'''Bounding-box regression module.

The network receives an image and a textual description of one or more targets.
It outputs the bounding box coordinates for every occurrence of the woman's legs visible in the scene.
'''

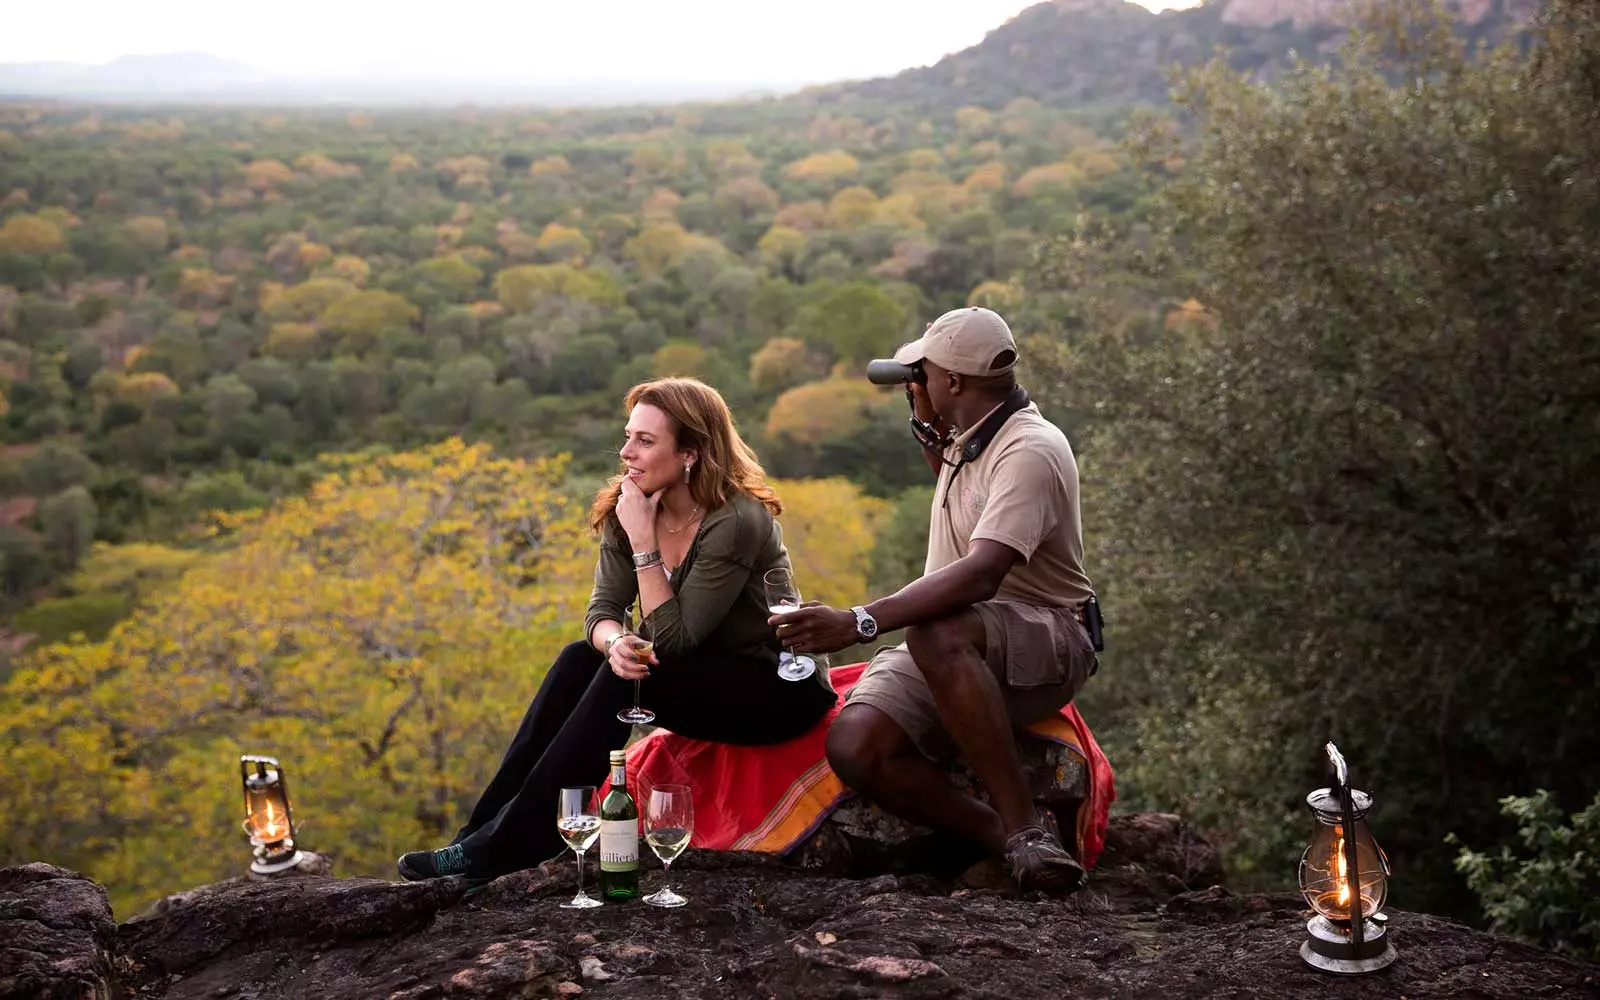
[647,649,836,746]
[455,645,633,877]
[451,640,609,844]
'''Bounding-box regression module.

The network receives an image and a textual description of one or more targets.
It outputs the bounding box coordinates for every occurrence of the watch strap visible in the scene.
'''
[632,549,663,569]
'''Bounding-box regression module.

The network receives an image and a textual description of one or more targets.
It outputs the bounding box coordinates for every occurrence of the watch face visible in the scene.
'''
[855,610,877,637]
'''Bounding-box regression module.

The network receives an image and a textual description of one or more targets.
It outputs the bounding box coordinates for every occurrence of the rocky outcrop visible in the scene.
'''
[0,864,118,1000]
[6,813,1599,999]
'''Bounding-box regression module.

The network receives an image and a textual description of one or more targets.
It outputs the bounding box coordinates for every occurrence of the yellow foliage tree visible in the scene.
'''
[641,188,684,224]
[651,342,707,378]
[494,264,623,313]
[295,242,333,272]
[324,254,371,287]
[174,267,233,309]
[319,290,419,348]
[536,223,592,264]
[261,278,357,323]
[774,201,828,232]
[0,440,592,915]
[968,280,1023,311]
[388,153,420,173]
[748,337,817,394]
[768,478,890,612]
[528,155,572,177]
[243,159,295,192]
[1012,162,1086,197]
[0,214,66,254]
[264,322,321,362]
[784,150,861,184]
[765,378,883,448]
[116,372,181,409]
[827,187,880,229]
[955,106,994,136]
[414,253,484,301]
[125,216,171,253]
[757,225,806,273]
[962,162,1008,193]
[622,224,691,275]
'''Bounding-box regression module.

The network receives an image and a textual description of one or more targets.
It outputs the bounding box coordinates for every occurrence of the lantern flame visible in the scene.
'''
[260,800,286,841]
[1333,835,1350,909]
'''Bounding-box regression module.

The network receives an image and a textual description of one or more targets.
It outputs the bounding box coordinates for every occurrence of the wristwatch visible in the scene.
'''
[851,606,879,641]
[632,549,662,569]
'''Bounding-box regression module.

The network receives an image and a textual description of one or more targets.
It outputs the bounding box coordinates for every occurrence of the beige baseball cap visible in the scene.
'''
[892,306,1017,377]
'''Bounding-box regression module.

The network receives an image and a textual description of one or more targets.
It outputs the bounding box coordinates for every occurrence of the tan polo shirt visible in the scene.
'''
[927,401,1093,608]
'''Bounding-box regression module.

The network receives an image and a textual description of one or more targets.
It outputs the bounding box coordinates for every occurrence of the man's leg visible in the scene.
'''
[826,703,1006,854]
[903,612,1037,837]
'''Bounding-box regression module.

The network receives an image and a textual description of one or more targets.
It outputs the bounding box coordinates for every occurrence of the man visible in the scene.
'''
[770,306,1097,895]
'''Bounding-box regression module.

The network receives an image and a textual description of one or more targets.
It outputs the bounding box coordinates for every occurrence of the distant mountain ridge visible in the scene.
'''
[0,0,1545,109]
[802,0,1544,111]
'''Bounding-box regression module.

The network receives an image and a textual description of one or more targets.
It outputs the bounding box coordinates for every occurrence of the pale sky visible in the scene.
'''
[2,0,1202,86]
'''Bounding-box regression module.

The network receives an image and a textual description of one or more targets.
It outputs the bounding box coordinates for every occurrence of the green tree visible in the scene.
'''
[1034,0,1600,915]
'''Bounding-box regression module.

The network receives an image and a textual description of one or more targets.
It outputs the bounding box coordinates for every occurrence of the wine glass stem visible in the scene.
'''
[633,678,642,710]
[575,848,586,898]
[661,858,672,895]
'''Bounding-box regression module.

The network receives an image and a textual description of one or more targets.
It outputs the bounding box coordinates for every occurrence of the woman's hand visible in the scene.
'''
[608,633,658,681]
[616,475,660,552]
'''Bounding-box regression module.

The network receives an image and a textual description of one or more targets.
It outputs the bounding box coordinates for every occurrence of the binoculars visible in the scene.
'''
[866,359,926,386]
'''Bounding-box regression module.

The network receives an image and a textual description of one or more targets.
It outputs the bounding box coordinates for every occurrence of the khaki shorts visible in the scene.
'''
[844,600,1097,759]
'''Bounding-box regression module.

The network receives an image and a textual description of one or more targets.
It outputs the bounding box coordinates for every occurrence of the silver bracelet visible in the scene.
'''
[604,632,631,655]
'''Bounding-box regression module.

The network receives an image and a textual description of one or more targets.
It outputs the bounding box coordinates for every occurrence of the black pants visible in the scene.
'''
[454,640,836,877]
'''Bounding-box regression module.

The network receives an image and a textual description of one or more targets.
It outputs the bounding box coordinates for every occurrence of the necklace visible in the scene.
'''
[661,505,703,535]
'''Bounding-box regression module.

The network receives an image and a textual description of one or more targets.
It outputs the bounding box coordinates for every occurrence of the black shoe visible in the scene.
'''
[398,844,472,881]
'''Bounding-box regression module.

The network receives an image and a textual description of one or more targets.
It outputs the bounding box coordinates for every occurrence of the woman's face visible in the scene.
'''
[620,403,691,496]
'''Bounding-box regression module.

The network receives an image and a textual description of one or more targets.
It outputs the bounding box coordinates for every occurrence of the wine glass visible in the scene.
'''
[644,784,693,908]
[763,567,817,682]
[555,786,603,909]
[616,620,657,725]
[616,644,656,725]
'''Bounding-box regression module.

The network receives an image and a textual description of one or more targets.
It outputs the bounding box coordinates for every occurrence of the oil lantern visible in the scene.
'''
[1297,741,1396,974]
[240,754,304,875]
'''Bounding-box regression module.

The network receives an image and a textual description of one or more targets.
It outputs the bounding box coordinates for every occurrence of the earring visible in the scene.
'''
[683,463,692,482]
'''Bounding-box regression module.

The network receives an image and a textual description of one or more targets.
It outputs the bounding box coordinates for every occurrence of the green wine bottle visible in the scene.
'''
[599,749,640,899]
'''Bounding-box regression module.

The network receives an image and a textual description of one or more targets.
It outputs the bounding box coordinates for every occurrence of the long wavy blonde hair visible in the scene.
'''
[588,377,781,534]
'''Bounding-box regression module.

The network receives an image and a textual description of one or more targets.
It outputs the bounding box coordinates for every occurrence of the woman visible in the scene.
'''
[398,377,836,883]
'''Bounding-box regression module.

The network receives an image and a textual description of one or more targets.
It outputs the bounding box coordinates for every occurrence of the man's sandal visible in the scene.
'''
[1003,808,1086,896]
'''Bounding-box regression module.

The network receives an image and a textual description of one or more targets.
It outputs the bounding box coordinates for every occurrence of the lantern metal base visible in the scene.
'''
[1300,915,1397,974]
[250,847,305,875]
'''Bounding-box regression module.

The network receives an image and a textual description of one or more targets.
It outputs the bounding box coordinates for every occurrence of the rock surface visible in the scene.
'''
[0,864,118,1000]
[6,814,1599,1000]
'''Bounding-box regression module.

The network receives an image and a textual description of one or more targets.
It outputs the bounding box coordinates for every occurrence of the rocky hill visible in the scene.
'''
[803,0,1544,112]
[6,813,1599,1000]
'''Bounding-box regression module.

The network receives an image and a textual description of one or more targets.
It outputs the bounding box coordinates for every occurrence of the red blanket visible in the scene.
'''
[598,662,1116,868]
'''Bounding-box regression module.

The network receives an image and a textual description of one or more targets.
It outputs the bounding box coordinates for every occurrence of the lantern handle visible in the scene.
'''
[1324,741,1349,792]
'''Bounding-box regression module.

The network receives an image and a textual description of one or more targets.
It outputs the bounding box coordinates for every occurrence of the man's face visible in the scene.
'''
[921,360,959,420]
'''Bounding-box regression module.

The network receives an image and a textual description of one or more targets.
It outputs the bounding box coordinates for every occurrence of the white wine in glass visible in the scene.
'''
[763,567,817,682]
[556,787,603,909]
[644,784,693,908]
[617,637,657,725]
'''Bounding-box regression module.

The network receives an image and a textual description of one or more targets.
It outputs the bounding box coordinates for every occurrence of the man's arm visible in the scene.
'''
[770,539,1020,654]
[909,382,947,476]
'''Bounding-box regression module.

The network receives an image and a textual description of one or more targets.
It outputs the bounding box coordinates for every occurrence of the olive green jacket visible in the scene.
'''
[584,491,833,693]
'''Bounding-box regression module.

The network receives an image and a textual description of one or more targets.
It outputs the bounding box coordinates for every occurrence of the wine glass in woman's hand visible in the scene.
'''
[763,568,817,682]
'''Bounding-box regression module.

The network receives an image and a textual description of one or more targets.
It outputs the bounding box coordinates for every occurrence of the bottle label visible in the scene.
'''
[599,819,639,871]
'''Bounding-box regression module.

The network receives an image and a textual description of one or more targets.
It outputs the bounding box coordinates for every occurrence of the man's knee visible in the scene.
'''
[904,612,985,679]
[826,705,905,791]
